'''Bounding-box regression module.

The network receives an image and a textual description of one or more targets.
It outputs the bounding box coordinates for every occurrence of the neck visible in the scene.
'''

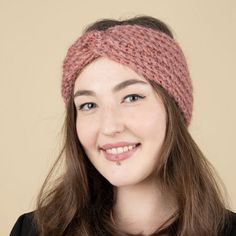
[112,176,177,235]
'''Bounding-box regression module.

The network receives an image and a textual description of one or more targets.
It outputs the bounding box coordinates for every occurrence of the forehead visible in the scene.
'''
[73,57,149,90]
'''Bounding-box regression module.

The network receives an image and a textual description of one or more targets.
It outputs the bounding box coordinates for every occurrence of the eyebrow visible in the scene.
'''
[73,79,149,98]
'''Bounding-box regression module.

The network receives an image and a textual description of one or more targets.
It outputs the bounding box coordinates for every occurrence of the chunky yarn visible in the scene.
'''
[62,24,193,125]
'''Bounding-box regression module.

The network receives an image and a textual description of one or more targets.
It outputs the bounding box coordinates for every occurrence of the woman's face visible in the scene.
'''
[73,57,166,187]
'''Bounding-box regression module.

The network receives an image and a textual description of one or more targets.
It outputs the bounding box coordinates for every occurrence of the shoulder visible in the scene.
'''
[223,210,236,236]
[229,210,236,235]
[10,211,38,236]
[9,209,236,236]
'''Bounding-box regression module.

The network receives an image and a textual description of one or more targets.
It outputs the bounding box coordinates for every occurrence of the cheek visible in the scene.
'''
[76,117,98,150]
[145,110,166,134]
[126,104,166,138]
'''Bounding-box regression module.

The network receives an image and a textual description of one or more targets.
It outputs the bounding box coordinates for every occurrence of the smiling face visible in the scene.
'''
[73,57,167,187]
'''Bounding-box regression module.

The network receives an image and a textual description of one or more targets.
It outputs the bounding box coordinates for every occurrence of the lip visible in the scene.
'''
[100,142,139,150]
[101,143,140,162]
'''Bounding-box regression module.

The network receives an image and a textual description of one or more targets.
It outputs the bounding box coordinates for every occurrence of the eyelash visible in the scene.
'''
[77,94,145,111]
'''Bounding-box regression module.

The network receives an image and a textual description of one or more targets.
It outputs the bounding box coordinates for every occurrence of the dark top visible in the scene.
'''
[10,210,236,236]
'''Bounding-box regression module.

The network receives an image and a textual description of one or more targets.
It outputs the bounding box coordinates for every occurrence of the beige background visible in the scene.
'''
[1,0,235,235]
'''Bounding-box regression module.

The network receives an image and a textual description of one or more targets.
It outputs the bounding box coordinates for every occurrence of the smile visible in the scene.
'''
[102,143,141,162]
[105,144,137,154]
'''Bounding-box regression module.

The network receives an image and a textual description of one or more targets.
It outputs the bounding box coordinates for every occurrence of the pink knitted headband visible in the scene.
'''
[62,24,193,125]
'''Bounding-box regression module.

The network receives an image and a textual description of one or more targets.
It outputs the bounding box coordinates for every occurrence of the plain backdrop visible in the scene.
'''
[0,0,235,235]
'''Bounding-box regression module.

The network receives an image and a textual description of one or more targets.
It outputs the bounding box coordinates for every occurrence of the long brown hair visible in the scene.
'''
[34,16,231,236]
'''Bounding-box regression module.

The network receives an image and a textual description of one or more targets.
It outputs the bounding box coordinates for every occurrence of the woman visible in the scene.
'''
[10,16,236,236]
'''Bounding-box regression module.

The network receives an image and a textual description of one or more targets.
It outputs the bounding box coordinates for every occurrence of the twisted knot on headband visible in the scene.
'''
[62,25,193,126]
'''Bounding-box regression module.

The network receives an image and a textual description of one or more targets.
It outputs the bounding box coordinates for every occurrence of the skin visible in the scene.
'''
[73,57,177,235]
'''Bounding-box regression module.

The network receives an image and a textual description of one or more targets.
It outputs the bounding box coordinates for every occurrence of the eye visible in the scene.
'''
[77,102,97,111]
[123,94,145,103]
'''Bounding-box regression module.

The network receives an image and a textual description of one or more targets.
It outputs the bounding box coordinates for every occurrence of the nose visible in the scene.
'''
[100,106,125,136]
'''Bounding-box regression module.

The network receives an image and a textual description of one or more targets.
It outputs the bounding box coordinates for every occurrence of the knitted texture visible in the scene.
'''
[62,25,193,125]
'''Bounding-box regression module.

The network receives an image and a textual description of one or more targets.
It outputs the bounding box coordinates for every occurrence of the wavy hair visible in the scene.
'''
[34,16,231,236]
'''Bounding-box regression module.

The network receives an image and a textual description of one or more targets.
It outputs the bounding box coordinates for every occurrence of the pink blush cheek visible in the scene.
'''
[127,105,165,127]
[75,121,96,150]
[130,108,166,141]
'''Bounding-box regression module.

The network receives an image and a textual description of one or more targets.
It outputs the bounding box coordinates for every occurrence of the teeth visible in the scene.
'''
[106,145,136,154]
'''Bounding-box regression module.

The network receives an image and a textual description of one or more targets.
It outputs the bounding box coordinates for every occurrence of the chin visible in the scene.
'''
[109,180,134,187]
[103,172,130,186]
[105,173,146,187]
